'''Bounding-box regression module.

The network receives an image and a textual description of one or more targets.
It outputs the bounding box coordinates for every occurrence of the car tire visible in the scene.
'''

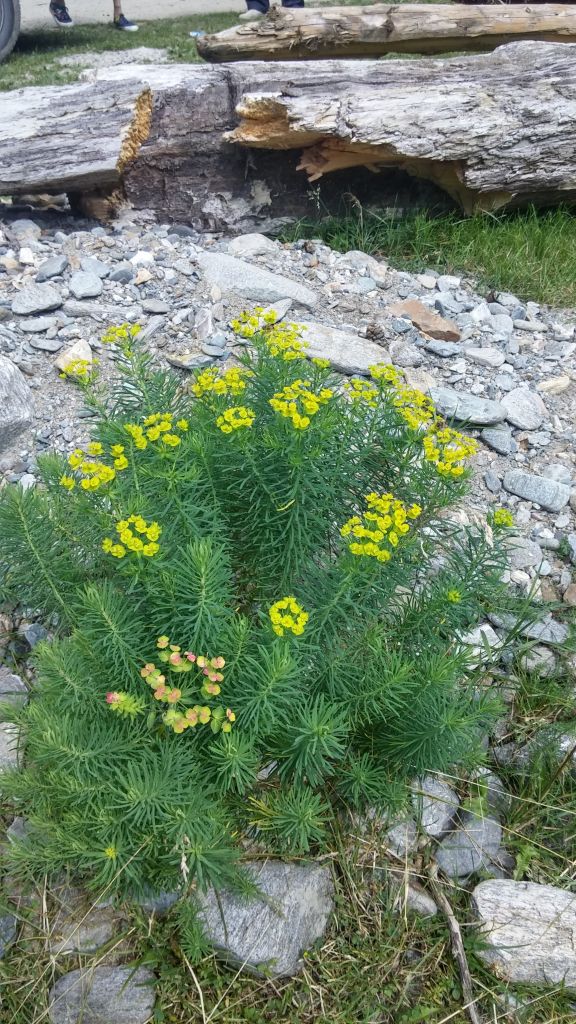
[0,0,21,63]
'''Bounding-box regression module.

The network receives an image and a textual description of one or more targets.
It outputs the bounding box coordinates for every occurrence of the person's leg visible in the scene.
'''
[239,0,269,22]
[113,0,139,31]
[48,1,74,27]
[281,0,305,7]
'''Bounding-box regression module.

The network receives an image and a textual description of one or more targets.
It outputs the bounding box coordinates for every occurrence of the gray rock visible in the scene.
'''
[472,880,576,989]
[411,775,459,838]
[29,336,63,353]
[142,298,169,314]
[429,387,505,426]
[542,463,572,486]
[0,356,35,454]
[48,966,155,1024]
[297,321,390,375]
[435,812,502,879]
[49,888,119,955]
[385,816,419,857]
[505,536,543,570]
[36,255,69,282]
[389,339,423,367]
[0,722,19,770]
[386,868,438,918]
[19,316,59,333]
[518,645,557,677]
[201,342,228,357]
[80,257,109,279]
[137,892,179,915]
[470,768,511,819]
[489,611,569,646]
[502,388,548,430]
[480,427,516,456]
[491,313,514,336]
[424,339,461,358]
[0,914,17,957]
[12,283,62,316]
[458,623,502,665]
[166,352,214,370]
[8,219,41,244]
[109,265,134,284]
[465,347,506,369]
[503,470,570,512]
[198,860,334,977]
[17,622,48,650]
[228,233,278,258]
[69,272,103,300]
[0,667,27,716]
[484,470,501,493]
[197,252,317,308]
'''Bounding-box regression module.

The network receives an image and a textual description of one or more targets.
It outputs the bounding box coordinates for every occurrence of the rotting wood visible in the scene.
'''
[2,44,576,223]
[226,41,576,213]
[197,3,576,63]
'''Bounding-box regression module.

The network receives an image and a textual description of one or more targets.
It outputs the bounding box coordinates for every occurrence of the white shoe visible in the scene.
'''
[239,9,264,21]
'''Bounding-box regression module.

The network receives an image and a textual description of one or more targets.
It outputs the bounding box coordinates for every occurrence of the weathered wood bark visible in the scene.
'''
[228,41,576,212]
[197,4,576,63]
[1,43,576,224]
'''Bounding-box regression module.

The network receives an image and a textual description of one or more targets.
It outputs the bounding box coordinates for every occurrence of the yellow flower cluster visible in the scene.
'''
[264,322,308,361]
[269,596,309,637]
[102,515,161,559]
[341,492,422,563]
[230,307,279,338]
[369,365,436,431]
[59,358,97,382]
[124,412,187,450]
[62,443,128,491]
[101,323,142,354]
[216,406,256,434]
[422,425,478,478]
[269,379,333,430]
[191,366,253,400]
[345,378,379,409]
[492,508,514,528]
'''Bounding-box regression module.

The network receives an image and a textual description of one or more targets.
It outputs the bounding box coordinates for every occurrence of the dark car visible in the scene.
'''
[0,0,20,61]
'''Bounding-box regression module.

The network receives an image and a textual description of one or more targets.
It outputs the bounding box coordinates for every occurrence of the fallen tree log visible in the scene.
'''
[1,43,576,224]
[197,3,576,63]
[227,41,576,212]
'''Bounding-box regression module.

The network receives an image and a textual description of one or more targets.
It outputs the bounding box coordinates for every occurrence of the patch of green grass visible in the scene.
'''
[287,205,576,307]
[0,15,237,91]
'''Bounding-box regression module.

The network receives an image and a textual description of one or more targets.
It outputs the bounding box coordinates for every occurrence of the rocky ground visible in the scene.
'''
[0,206,575,1022]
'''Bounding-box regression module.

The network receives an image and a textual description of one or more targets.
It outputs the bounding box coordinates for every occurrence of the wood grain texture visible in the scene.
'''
[197,3,576,63]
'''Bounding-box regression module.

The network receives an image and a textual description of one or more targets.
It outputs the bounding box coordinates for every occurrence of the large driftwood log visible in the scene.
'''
[228,41,576,212]
[197,3,576,63]
[1,44,576,223]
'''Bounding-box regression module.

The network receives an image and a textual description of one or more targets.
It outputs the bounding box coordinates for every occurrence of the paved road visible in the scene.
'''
[20,0,244,29]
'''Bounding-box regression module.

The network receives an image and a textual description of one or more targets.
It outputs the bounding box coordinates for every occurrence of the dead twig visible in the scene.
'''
[426,863,484,1024]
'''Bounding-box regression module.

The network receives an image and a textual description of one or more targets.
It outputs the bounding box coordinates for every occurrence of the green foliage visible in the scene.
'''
[0,315,516,898]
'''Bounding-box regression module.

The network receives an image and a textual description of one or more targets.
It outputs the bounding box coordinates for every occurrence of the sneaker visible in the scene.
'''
[114,13,139,31]
[238,9,264,21]
[49,2,74,27]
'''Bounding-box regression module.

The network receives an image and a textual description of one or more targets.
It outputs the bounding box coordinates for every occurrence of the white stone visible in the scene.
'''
[473,880,576,989]
[465,347,506,368]
[228,233,278,257]
[0,723,20,771]
[458,623,502,664]
[197,252,317,308]
[411,775,459,838]
[297,321,390,375]
[0,356,35,454]
[54,340,92,374]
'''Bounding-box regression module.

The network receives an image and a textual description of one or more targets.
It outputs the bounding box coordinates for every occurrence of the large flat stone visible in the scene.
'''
[49,966,155,1024]
[0,356,35,454]
[429,387,505,426]
[503,470,571,512]
[12,283,62,316]
[198,860,334,977]
[197,252,317,308]
[297,322,390,375]
[472,880,576,989]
